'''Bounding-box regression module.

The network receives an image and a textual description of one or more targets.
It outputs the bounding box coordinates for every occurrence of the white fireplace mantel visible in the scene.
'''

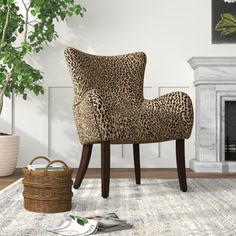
[188,57,236,173]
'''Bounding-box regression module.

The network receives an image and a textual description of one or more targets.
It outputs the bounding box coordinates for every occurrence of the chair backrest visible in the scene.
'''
[64,47,146,109]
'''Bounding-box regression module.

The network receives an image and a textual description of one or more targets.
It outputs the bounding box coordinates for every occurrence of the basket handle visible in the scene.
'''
[44,160,69,174]
[29,156,51,165]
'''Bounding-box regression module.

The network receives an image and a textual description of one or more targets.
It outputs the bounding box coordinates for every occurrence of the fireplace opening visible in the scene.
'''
[225,101,236,161]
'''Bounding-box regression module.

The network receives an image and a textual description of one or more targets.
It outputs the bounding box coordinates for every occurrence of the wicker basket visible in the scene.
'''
[22,156,73,213]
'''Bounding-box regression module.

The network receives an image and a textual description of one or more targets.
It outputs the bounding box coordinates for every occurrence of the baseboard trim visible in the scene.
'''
[14,167,236,178]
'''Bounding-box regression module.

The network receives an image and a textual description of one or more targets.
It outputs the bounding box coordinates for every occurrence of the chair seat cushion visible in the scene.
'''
[109,107,190,144]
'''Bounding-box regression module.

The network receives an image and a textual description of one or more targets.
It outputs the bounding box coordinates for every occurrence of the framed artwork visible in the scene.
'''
[212,0,236,43]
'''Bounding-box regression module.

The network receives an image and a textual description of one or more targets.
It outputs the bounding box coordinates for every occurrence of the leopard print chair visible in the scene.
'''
[64,47,193,198]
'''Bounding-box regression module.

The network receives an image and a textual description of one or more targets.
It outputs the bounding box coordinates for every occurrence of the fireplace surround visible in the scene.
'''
[188,57,236,172]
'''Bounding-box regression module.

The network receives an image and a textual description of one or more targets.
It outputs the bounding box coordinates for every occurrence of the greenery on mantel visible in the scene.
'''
[0,0,86,115]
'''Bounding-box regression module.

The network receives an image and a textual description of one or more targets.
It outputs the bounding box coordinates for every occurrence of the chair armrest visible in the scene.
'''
[73,89,111,144]
[142,91,194,138]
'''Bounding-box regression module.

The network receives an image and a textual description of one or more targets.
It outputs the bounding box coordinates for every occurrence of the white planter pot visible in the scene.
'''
[0,134,20,177]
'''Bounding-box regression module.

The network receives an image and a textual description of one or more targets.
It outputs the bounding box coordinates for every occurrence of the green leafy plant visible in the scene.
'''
[0,0,86,115]
[215,13,236,36]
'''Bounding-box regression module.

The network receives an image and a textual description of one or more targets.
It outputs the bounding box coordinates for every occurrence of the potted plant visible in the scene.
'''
[0,0,86,176]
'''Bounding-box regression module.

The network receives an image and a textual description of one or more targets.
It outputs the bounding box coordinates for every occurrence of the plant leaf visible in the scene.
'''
[215,13,236,37]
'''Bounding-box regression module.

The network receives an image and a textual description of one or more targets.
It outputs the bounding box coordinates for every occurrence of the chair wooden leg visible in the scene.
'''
[133,144,141,185]
[73,144,93,189]
[176,139,187,192]
[101,141,110,198]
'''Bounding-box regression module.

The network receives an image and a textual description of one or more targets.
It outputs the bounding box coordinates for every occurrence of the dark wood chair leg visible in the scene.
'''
[73,144,93,189]
[176,139,187,192]
[101,141,110,198]
[133,144,141,184]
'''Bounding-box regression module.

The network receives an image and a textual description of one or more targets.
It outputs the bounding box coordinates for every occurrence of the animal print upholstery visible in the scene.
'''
[64,47,193,145]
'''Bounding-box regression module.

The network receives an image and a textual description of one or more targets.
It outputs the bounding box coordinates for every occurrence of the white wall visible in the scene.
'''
[2,0,236,168]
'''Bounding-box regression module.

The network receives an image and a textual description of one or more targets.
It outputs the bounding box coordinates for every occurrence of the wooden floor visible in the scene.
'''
[1,168,236,191]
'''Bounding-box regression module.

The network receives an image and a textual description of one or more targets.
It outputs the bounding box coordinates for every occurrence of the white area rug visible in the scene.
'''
[1,178,236,235]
